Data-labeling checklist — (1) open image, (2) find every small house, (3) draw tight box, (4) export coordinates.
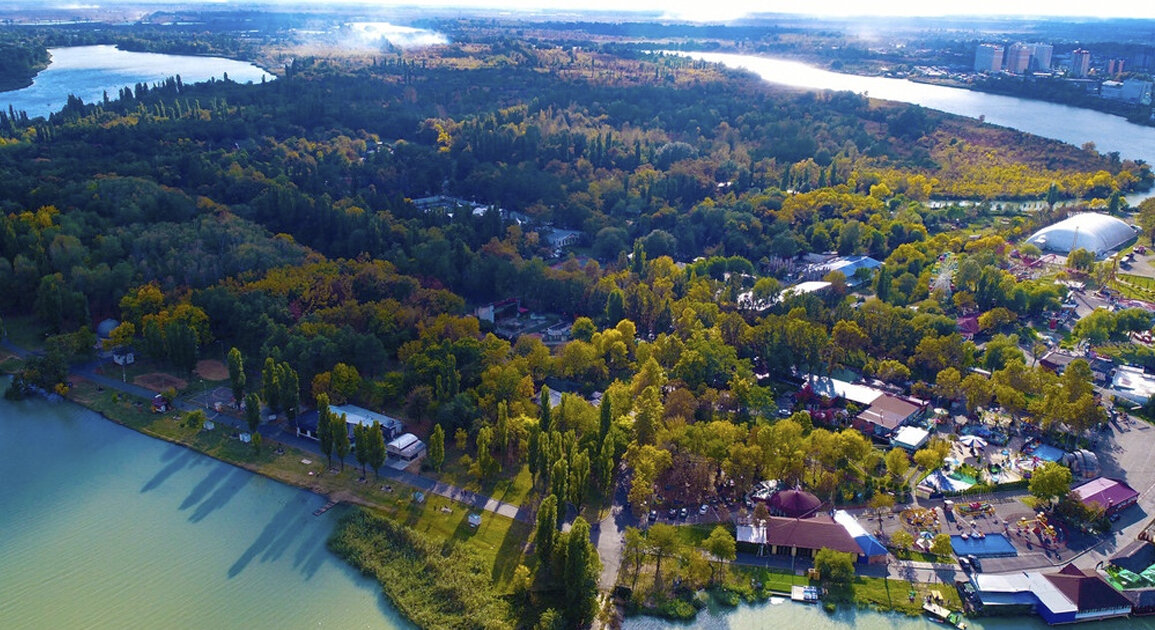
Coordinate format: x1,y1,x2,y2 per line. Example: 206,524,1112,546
468,513,482,528
388,433,427,462
112,346,135,366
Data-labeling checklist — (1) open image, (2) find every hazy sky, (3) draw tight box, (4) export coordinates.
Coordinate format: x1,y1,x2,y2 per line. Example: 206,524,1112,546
44,1,1155,21
289,0,1155,21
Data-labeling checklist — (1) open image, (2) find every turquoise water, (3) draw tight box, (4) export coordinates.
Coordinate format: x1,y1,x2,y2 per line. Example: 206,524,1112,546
0,376,410,629
620,596,1155,630
0,45,274,119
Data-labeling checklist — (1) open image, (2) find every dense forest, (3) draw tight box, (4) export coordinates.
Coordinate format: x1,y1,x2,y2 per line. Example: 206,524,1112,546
1,25,1148,628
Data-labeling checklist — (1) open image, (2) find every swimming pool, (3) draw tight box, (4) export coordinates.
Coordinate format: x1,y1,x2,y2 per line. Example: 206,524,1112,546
951,533,1018,557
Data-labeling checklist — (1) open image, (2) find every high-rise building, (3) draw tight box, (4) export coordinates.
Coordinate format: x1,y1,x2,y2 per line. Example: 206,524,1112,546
1029,43,1053,71
1107,58,1125,76
1006,43,1032,73
974,44,1004,73
1071,49,1091,78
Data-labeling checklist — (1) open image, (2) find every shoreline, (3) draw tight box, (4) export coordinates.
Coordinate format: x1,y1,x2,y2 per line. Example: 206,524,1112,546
10,368,973,627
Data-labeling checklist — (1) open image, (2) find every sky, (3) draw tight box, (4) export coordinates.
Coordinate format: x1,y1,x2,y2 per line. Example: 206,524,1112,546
286,0,1155,21
39,0,1155,21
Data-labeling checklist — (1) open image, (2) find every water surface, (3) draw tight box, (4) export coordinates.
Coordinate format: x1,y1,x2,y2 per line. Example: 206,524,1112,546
686,52,1155,177
0,45,274,119
0,376,410,629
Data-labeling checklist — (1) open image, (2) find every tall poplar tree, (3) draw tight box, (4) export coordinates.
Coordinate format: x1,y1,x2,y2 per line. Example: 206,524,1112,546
226,346,245,403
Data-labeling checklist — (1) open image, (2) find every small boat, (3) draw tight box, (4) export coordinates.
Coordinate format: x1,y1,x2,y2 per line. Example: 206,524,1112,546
924,601,967,629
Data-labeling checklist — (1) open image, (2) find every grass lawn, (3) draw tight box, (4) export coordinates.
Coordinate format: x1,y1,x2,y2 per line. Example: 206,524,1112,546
66,379,531,589
2,315,49,351
437,447,536,508
851,574,963,615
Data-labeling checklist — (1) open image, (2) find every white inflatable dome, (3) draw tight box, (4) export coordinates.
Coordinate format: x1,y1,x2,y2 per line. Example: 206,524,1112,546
1025,212,1138,255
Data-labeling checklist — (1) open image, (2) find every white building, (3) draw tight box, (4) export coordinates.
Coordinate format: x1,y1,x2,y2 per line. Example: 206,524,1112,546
1030,43,1054,71
1102,78,1153,105
1025,213,1138,256
387,433,427,462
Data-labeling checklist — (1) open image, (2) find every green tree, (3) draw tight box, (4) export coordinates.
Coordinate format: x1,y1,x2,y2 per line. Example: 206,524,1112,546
869,492,896,530
368,420,386,478
535,494,559,568
647,523,680,585
334,412,350,471
563,517,601,627
703,525,736,585
814,547,855,584
428,423,446,471
317,393,334,469
885,447,910,480
890,529,914,551
598,396,613,444
1029,461,1073,507
624,526,647,589
569,449,591,511
353,422,369,477
262,356,280,412
930,533,954,557
279,363,300,424
184,408,207,430
571,317,596,342
227,346,245,403
474,425,500,481
251,431,262,454
244,392,261,434
539,386,552,432
551,458,569,525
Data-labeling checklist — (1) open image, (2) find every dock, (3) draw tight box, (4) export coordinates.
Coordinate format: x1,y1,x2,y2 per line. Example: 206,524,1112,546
791,585,820,603
313,499,339,516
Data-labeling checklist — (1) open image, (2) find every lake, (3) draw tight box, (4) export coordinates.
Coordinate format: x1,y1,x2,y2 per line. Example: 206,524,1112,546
0,376,411,629
0,45,274,120
684,52,1155,204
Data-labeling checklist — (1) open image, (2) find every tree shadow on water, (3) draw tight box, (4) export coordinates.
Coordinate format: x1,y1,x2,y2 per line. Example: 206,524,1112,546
228,498,302,578
179,462,231,511
141,447,196,493
189,467,251,523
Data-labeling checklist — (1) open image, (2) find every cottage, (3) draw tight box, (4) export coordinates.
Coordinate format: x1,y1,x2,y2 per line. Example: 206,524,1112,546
853,394,926,439
387,433,427,462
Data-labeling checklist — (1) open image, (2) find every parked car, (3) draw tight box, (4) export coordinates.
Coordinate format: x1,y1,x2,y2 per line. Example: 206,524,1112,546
699,504,709,515
967,555,982,572
679,507,688,519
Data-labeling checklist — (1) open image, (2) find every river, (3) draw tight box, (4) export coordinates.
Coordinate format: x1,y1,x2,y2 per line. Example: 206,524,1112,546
0,376,410,629
620,597,1155,630
0,45,274,120
685,52,1155,204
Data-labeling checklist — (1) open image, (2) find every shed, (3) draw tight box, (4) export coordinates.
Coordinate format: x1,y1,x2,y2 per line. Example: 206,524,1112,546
468,513,482,528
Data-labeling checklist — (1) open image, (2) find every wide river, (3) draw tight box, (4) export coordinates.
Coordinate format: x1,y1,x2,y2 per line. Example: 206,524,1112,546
686,52,1155,204
0,45,273,120
0,376,411,629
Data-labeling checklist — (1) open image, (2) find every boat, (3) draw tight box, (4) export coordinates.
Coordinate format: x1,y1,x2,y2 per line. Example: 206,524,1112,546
791,585,820,603
924,601,968,629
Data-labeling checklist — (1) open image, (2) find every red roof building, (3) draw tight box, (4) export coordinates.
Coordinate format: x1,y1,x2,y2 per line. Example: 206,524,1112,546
769,489,822,518
1074,477,1140,517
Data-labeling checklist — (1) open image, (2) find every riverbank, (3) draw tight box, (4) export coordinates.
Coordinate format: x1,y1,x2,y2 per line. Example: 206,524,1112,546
0,359,528,630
